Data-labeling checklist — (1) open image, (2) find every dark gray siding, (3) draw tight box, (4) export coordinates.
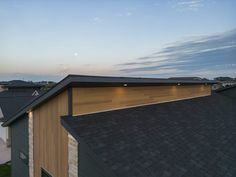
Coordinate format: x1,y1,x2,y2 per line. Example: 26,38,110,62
10,114,29,177
79,140,117,177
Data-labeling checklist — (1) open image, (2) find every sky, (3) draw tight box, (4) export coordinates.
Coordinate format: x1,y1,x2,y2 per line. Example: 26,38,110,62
0,0,236,81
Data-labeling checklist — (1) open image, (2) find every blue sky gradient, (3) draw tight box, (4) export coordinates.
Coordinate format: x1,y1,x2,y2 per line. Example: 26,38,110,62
0,0,236,81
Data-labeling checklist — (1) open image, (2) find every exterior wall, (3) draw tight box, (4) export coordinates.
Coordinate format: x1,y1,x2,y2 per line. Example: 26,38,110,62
0,85,6,92
33,91,68,177
68,134,78,177
11,115,29,177
72,85,211,115
0,126,7,143
30,83,211,177
29,112,34,177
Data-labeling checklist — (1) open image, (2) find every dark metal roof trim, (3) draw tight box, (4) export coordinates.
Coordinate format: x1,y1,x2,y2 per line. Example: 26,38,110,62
2,74,217,126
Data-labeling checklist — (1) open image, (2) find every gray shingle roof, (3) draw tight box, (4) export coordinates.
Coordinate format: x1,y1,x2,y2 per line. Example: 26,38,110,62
0,90,40,122
62,93,236,177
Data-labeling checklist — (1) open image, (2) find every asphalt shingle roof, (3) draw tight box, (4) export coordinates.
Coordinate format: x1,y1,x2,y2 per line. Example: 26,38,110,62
62,93,236,177
0,90,40,122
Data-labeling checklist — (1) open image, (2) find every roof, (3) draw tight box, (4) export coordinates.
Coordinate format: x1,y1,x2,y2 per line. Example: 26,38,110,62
168,77,203,80
3,80,42,89
215,84,236,92
61,93,236,177
0,90,41,122
2,74,217,126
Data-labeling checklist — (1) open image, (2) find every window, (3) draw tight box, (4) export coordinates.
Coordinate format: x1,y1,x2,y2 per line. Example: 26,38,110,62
41,168,52,177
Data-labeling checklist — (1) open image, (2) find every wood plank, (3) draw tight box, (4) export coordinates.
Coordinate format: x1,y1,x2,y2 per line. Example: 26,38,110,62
72,85,211,115
33,91,68,177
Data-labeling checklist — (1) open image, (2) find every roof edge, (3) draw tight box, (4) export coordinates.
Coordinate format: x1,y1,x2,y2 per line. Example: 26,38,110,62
2,74,217,126
61,116,81,142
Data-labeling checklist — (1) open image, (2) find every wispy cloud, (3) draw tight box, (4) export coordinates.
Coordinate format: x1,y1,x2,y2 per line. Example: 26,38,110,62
116,11,133,17
91,17,104,24
117,29,236,78
171,0,205,11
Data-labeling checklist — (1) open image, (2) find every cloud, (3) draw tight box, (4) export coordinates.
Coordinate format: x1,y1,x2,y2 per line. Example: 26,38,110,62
171,0,205,11
126,12,133,16
116,12,133,17
91,17,104,24
117,29,236,78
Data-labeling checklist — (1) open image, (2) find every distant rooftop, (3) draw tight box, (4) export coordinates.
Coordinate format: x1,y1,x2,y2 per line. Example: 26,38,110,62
3,80,42,89
168,77,207,81
0,90,42,122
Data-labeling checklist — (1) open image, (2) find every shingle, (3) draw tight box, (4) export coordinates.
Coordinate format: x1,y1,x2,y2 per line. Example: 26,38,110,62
0,90,39,122
62,93,236,177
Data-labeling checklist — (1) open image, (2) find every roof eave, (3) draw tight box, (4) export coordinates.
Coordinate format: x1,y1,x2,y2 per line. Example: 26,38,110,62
2,74,217,127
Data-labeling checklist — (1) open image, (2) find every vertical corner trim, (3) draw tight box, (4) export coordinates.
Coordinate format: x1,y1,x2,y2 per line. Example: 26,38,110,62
68,87,73,116
68,134,78,177
28,112,34,177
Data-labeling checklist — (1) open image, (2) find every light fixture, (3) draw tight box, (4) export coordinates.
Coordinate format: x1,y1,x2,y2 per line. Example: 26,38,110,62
177,83,181,86
123,84,128,87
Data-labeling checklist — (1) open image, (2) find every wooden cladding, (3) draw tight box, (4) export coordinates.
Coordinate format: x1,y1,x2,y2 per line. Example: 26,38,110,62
33,91,68,177
31,84,211,177
72,84,211,115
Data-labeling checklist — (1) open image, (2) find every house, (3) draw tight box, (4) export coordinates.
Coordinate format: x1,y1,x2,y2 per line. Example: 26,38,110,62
4,74,235,177
0,81,8,92
0,81,42,147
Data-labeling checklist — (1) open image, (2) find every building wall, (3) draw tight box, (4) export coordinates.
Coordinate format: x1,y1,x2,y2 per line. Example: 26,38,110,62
0,126,7,143
72,85,211,115
11,115,29,177
68,134,78,177
33,91,68,177
29,112,34,177
31,84,211,177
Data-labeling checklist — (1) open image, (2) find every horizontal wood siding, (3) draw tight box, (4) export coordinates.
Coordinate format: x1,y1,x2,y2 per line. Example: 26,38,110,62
72,85,211,115
33,91,68,177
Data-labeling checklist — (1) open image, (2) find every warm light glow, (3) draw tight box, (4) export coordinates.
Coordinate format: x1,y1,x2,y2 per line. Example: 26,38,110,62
28,111,33,119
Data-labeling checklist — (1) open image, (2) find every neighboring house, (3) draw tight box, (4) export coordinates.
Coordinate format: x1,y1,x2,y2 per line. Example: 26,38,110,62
212,80,236,91
0,81,42,147
215,84,236,99
0,75,221,177
0,82,8,92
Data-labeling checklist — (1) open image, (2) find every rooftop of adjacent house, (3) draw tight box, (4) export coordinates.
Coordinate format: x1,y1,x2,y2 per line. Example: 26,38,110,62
0,90,42,122
2,80,42,89
216,84,236,92
2,75,217,127
61,89,236,177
